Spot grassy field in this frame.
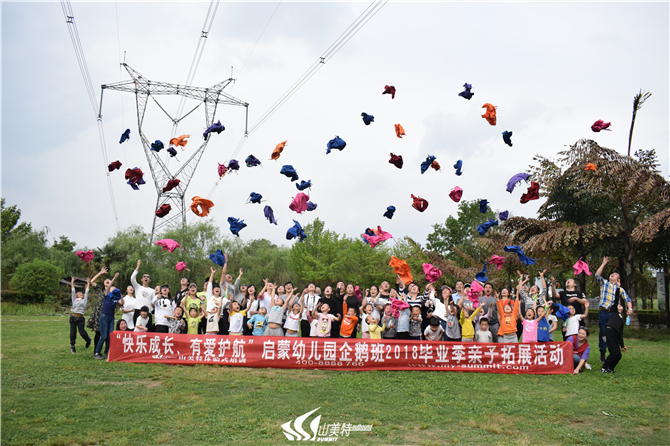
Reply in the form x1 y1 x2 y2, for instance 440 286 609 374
2 315 669 446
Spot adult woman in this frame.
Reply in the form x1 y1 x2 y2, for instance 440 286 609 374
568 327 591 374
343 284 361 339
87 267 118 356
115 319 130 331
318 286 340 338
427 284 448 340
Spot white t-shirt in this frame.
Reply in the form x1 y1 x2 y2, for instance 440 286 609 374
284 310 301 331
302 294 320 321
122 296 136 329
134 315 150 332
475 330 493 343
206 312 220 333
131 270 156 309
229 311 245 333
565 314 582 337
151 296 176 326
424 325 445 341
547 315 558 341
206 282 229 312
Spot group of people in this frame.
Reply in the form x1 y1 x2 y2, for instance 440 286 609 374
69 255 632 374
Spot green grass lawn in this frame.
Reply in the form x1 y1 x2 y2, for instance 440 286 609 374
2 315 669 446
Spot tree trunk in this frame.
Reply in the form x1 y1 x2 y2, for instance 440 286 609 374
625 238 640 329
665 267 669 328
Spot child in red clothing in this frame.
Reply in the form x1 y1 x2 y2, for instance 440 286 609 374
339 302 359 338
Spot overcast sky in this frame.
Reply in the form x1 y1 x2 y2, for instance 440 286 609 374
2 1 668 253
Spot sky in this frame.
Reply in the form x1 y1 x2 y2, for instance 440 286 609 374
2 1 668 253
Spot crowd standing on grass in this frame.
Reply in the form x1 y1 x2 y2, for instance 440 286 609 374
70 255 632 373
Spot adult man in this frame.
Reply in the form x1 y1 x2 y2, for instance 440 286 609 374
220 254 236 298
301 283 320 338
595 257 633 363
130 260 155 329
452 281 465 304
551 276 589 340
478 283 499 342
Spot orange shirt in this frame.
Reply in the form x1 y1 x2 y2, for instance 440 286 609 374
340 302 359 338
496 299 520 336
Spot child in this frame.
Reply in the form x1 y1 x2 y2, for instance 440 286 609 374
545 305 558 341
247 307 268 336
424 317 445 341
69 276 92 353
496 292 520 343
381 303 397 339
283 292 303 337
207 302 225 335
228 298 248 336
564 303 589 338
312 303 341 338
339 302 359 338
520 302 544 343
151 285 176 333
408 306 423 340
459 303 483 342
134 306 150 332
395 297 411 340
166 306 186 334
185 307 205 335
367 316 385 340
536 304 554 343
121 285 136 331
359 302 374 338
444 304 461 342
475 318 493 343
264 284 287 336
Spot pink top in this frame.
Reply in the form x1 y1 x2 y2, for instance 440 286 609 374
522 319 538 343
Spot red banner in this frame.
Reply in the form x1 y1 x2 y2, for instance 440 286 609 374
108 332 572 374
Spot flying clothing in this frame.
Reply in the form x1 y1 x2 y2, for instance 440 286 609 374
382 85 396 99
479 199 489 214
155 204 171 218
245 154 261 167
326 136 346 154
498 210 509 221
125 168 146 190
504 245 536 266
389 256 413 285
520 182 540 204
477 219 498 235
167 147 178 157
289 193 310 214
151 140 164 152
490 255 506 270
573 258 592 276
481 103 497 126
286 220 307 242
170 135 190 147
421 156 436 174
449 186 463 203
361 113 374 125
454 160 463 176
209 249 226 266
264 206 277 225
248 192 263 204
119 129 130 144
271 141 287 160
475 263 488 283
389 153 404 169
190 196 214 217
506 173 531 193
422 263 442 283
228 217 247 237
458 83 474 100
383 205 396 219
394 124 406 138
591 120 611 132
296 180 312 191
203 120 225 140
363 226 392 248
76 250 95 263
411 194 429 212
585 163 597 171
228 160 240 171
218 163 228 178
306 201 318 212
154 239 181 253
162 179 180 193
108 161 122 172
502 131 513 147
176 261 188 272
280 165 299 182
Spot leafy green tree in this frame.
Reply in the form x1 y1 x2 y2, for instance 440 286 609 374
10 259 64 300
52 235 76 252
1 198 32 241
230 239 295 288
1 228 50 289
289 218 346 286
338 237 392 290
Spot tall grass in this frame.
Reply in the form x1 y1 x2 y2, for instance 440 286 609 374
0 302 66 316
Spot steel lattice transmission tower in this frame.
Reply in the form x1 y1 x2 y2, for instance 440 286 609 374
100 64 248 241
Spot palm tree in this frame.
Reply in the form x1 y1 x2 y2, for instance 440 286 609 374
627 89 652 157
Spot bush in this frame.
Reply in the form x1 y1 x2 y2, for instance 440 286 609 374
9 259 63 301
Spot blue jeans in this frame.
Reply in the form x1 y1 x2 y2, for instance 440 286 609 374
96 312 114 355
598 309 611 353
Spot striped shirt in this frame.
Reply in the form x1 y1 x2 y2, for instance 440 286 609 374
596 275 631 309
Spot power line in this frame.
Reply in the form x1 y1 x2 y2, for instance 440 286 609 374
60 0 121 230
234 1 282 82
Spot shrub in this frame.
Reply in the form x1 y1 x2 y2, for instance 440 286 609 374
9 259 63 301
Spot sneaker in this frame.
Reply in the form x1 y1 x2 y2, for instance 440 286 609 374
70 346 76 354
85 340 91 349
585 363 592 370
600 352 606 363
94 353 104 360
601 368 613 374
608 368 615 374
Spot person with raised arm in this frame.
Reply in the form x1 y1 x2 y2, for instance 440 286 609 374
595 257 633 363
69 276 92 353
130 260 156 329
